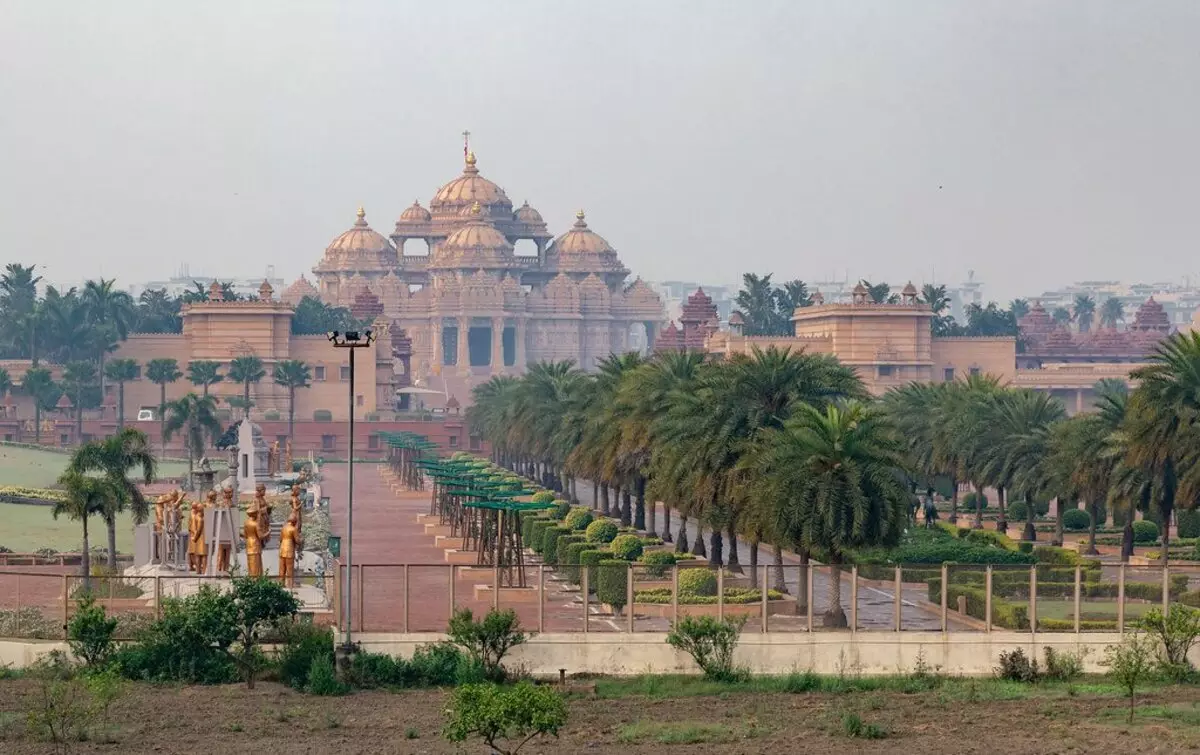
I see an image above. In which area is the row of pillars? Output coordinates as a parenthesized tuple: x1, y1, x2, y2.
(431, 318, 525, 369)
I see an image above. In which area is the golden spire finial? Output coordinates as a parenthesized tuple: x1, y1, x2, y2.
(470, 200, 482, 216)
(465, 151, 476, 166)
(356, 206, 365, 218)
(576, 209, 585, 220)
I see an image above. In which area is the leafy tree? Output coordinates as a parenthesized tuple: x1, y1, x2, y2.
(54, 471, 118, 591)
(964, 302, 1019, 336)
(0, 263, 42, 360)
(1009, 298, 1030, 321)
(1100, 297, 1125, 330)
(273, 359, 311, 442)
(859, 279, 896, 304)
(733, 273, 778, 336)
(82, 278, 135, 386)
(0, 367, 10, 401)
(228, 356, 265, 419)
(921, 283, 958, 336)
(756, 401, 908, 626)
(1073, 294, 1096, 333)
(22, 366, 59, 443)
(447, 607, 527, 682)
(186, 360, 223, 397)
(134, 288, 182, 333)
(62, 360, 99, 445)
(1051, 306, 1072, 327)
(68, 427, 157, 567)
(291, 296, 355, 335)
(104, 358, 139, 429)
(228, 576, 301, 688)
(163, 393, 222, 483)
(146, 358, 182, 455)
(443, 681, 567, 755)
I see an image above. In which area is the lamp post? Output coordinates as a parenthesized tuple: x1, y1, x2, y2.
(329, 328, 374, 656)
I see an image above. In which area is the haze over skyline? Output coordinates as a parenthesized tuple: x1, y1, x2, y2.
(3, 1, 1199, 303)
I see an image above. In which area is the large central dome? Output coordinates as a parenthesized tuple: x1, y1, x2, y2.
(430, 152, 513, 217)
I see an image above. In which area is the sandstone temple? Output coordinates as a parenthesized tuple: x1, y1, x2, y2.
(307, 151, 665, 398)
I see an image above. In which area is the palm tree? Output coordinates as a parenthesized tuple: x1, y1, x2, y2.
(187, 360, 224, 397)
(734, 273, 778, 336)
(758, 401, 909, 627)
(1099, 298, 1125, 330)
(1073, 294, 1096, 333)
(1009, 299, 1030, 321)
(134, 288, 182, 333)
(228, 356, 266, 419)
(273, 360, 311, 443)
(1051, 307, 1072, 327)
(991, 389, 1067, 541)
(859, 280, 892, 304)
(82, 278, 135, 389)
(146, 358, 182, 455)
(62, 360, 98, 444)
(68, 427, 157, 567)
(22, 366, 57, 443)
(163, 393, 222, 483)
(0, 367, 10, 404)
(54, 471, 118, 591)
(104, 358, 139, 429)
(0, 263, 42, 360)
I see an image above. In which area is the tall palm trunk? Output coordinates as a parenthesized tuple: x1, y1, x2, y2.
(1023, 493, 1037, 542)
(1121, 518, 1134, 562)
(1085, 499, 1100, 555)
(570, 477, 578, 504)
(105, 513, 117, 568)
(748, 533, 759, 588)
(708, 528, 723, 567)
(973, 484, 985, 529)
(81, 515, 92, 594)
(824, 554, 847, 627)
(661, 503, 672, 543)
(159, 383, 167, 456)
(634, 476, 646, 530)
(242, 380, 250, 419)
(288, 385, 296, 444)
(725, 523, 741, 573)
(996, 486, 1008, 534)
(1052, 497, 1066, 546)
(33, 403, 41, 443)
(592, 482, 598, 512)
(1160, 462, 1176, 567)
(675, 514, 689, 553)
(600, 483, 610, 516)
(693, 522, 707, 558)
(948, 478, 959, 524)
(117, 381, 125, 430)
(620, 488, 632, 527)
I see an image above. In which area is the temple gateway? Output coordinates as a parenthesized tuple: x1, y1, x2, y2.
(308, 150, 665, 398)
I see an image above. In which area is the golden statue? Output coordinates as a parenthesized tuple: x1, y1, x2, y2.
(268, 441, 279, 475)
(205, 490, 218, 507)
(187, 499, 207, 573)
(242, 507, 264, 577)
(289, 484, 303, 532)
(153, 493, 169, 534)
(278, 513, 301, 588)
(214, 487, 235, 572)
(284, 439, 293, 471)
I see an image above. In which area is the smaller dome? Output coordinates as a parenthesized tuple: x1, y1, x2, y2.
(514, 201, 544, 224)
(552, 210, 616, 256)
(282, 275, 320, 305)
(728, 311, 745, 326)
(398, 200, 431, 223)
(325, 208, 397, 260)
(901, 281, 918, 296)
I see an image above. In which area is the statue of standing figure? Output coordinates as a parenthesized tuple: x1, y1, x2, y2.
(214, 486, 235, 572)
(243, 484, 273, 577)
(289, 484, 303, 532)
(278, 513, 301, 588)
(187, 498, 207, 573)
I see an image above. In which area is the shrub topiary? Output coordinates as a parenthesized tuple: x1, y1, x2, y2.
(1062, 508, 1091, 532)
(555, 534, 586, 567)
(540, 526, 572, 565)
(963, 491, 988, 511)
(1017, 541, 1034, 554)
(1008, 499, 1049, 522)
(678, 568, 718, 597)
(562, 541, 595, 583)
(529, 520, 553, 554)
(639, 550, 678, 578)
(1177, 510, 1200, 540)
(578, 549, 610, 590)
(530, 491, 556, 505)
(595, 560, 628, 611)
(585, 519, 619, 544)
(564, 508, 593, 531)
(1132, 520, 1160, 544)
(610, 534, 644, 561)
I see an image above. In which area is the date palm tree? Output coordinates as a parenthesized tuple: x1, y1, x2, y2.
(68, 427, 157, 567)
(1009, 298, 1030, 321)
(1051, 307, 1072, 327)
(0, 367, 10, 403)
(163, 393, 222, 483)
(733, 273, 778, 336)
(228, 356, 265, 419)
(104, 358, 139, 429)
(187, 360, 224, 397)
(1073, 294, 1096, 333)
(993, 389, 1067, 541)
(0, 263, 42, 360)
(22, 366, 57, 443)
(82, 278, 135, 389)
(273, 359, 311, 443)
(54, 471, 118, 591)
(1099, 297, 1125, 330)
(146, 358, 182, 455)
(757, 401, 909, 627)
(62, 360, 98, 444)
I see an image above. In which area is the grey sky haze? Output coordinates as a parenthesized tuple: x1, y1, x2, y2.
(2, 1, 1199, 302)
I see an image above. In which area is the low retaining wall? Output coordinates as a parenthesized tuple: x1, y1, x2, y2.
(351, 630, 1170, 677)
(0, 639, 69, 669)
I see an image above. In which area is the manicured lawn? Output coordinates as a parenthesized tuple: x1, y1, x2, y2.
(1017, 598, 1154, 622)
(0, 445, 190, 488)
(0, 501, 136, 553)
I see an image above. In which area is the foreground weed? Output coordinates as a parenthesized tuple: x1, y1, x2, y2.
(617, 720, 765, 744)
(841, 712, 888, 740)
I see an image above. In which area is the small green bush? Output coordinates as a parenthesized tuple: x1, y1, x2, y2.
(530, 491, 556, 505)
(555, 535, 586, 567)
(529, 520, 553, 554)
(347, 651, 410, 688)
(67, 596, 118, 668)
(1062, 509, 1091, 532)
(963, 491, 988, 511)
(578, 549, 610, 590)
(1008, 499, 1050, 521)
(541, 526, 571, 565)
(639, 550, 678, 578)
(1018, 542, 1033, 554)
(411, 642, 479, 686)
(996, 648, 1039, 682)
(585, 519, 619, 544)
(1132, 520, 1159, 544)
(447, 608, 527, 683)
(609, 534, 644, 561)
(277, 623, 334, 690)
(521, 515, 549, 545)
(564, 508, 593, 531)
(596, 560, 629, 611)
(443, 681, 568, 754)
(1177, 510, 1200, 540)
(666, 615, 746, 681)
(551, 501, 572, 520)
(306, 654, 348, 696)
(678, 568, 718, 597)
(561, 542, 594, 583)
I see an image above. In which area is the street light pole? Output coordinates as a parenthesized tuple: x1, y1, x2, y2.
(329, 328, 374, 656)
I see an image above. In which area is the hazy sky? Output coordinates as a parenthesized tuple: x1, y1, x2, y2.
(3, 1, 1199, 302)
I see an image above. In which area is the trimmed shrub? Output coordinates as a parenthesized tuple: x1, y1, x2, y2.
(1008, 499, 1050, 522)
(1132, 520, 1159, 544)
(1177, 510, 1200, 540)
(562, 541, 594, 583)
(551, 501, 572, 520)
(963, 492, 988, 511)
(639, 550, 678, 578)
(1018, 542, 1033, 554)
(564, 508, 593, 531)
(529, 520, 553, 554)
(521, 515, 550, 545)
(278, 623, 335, 690)
(1062, 509, 1091, 532)
(555, 535, 586, 567)
(540, 526, 571, 565)
(578, 549, 609, 590)
(585, 519, 619, 544)
(678, 568, 718, 597)
(596, 560, 629, 611)
(530, 491, 556, 505)
(610, 534, 644, 561)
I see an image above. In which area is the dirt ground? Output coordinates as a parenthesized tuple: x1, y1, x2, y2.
(3, 679, 1200, 754)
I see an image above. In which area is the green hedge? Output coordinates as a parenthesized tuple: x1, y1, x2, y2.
(562, 541, 594, 583)
(1178, 510, 1200, 540)
(678, 568, 718, 596)
(596, 560, 628, 610)
(963, 491, 988, 511)
(1008, 499, 1050, 521)
(585, 520, 619, 544)
(610, 534, 644, 561)
(639, 550, 680, 578)
(529, 520, 554, 554)
(578, 549, 610, 590)
(634, 587, 786, 605)
(521, 514, 549, 545)
(555, 534, 586, 568)
(541, 526, 572, 565)
(1133, 520, 1159, 544)
(1062, 509, 1090, 532)
(927, 579, 1028, 630)
(564, 508, 593, 531)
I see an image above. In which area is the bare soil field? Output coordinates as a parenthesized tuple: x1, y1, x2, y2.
(3, 678, 1200, 754)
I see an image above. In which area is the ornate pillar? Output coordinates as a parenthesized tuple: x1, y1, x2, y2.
(515, 320, 527, 369)
(491, 317, 504, 370)
(457, 317, 470, 371)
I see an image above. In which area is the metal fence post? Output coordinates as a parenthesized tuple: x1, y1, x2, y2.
(1073, 566, 1082, 634)
(15, 575, 21, 637)
(850, 566, 858, 634)
(155, 576, 162, 621)
(761, 565, 769, 633)
(537, 565, 545, 633)
(985, 566, 993, 633)
(1029, 565, 1038, 636)
(581, 567, 589, 633)
(61, 574, 69, 639)
(493, 565, 500, 612)
(357, 565, 365, 633)
(1163, 564, 1171, 615)
(403, 565, 410, 633)
(717, 568, 725, 622)
(1118, 564, 1126, 634)
(449, 565, 456, 618)
(626, 563, 634, 633)
(940, 564, 948, 633)
(806, 565, 814, 631)
(894, 566, 902, 632)
(671, 566, 679, 626)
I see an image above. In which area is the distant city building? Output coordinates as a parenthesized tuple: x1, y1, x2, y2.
(129, 265, 285, 301)
(1024, 279, 1200, 329)
(650, 280, 736, 324)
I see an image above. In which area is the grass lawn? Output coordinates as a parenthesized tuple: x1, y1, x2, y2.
(1014, 599, 1155, 622)
(0, 445, 190, 488)
(0, 501, 136, 553)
